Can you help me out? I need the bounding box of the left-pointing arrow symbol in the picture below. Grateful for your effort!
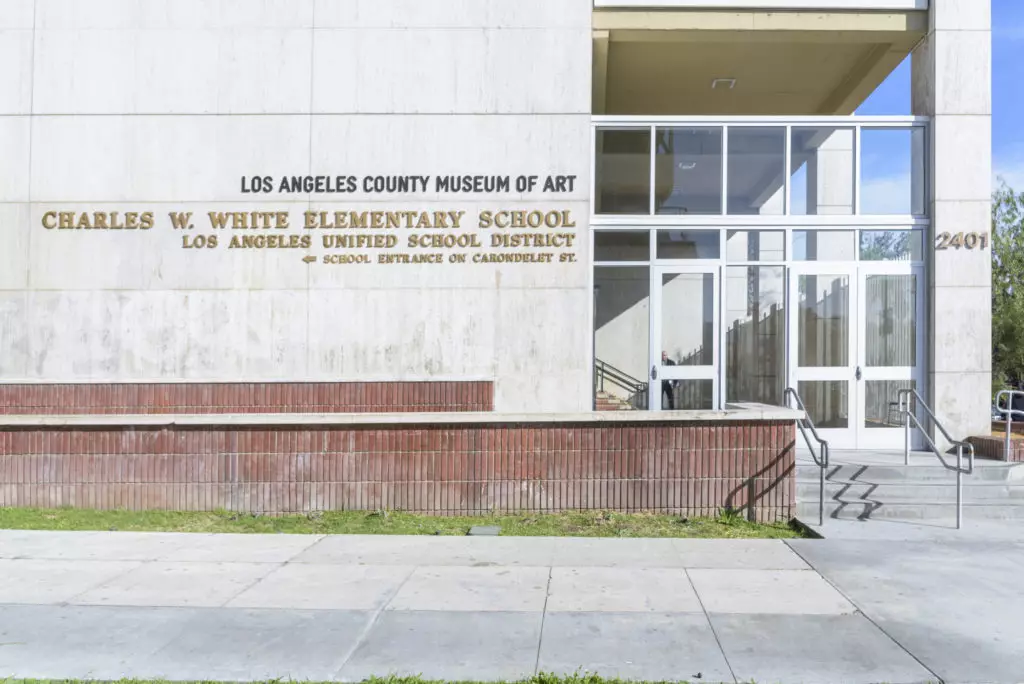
[302,256,316,264]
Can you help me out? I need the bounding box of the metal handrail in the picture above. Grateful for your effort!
[594,359,649,410]
[995,390,1024,462]
[897,388,974,529]
[784,387,830,527]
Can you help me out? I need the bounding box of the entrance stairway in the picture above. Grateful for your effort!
[595,390,638,411]
[797,451,1024,522]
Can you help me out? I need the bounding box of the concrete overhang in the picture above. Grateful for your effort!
[593,8,927,115]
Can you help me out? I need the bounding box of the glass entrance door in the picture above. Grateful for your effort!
[857,265,924,448]
[650,266,720,410]
[789,264,923,448]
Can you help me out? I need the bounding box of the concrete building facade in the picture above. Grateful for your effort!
[0,0,992,452]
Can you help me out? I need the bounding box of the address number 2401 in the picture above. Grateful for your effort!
[935,231,989,251]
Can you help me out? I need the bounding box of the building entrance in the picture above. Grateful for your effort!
[790,263,924,449]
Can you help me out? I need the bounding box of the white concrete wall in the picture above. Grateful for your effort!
[0,0,594,412]
[912,0,992,442]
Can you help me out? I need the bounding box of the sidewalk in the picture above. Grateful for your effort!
[1,529,1022,683]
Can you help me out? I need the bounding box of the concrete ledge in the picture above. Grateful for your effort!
[0,403,802,428]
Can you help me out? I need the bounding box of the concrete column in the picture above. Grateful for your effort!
[912,0,992,444]
[806,129,855,215]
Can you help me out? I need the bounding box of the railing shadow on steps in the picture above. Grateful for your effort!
[594,359,649,410]
[784,387,830,527]
[898,388,974,529]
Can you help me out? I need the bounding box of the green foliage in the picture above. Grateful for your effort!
[992,182,1024,395]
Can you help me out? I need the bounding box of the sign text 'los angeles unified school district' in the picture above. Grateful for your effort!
[39,173,582,266]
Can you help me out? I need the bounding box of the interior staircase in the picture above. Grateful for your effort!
[595,390,638,411]
[797,451,1024,522]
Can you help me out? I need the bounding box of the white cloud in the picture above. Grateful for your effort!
[860,173,915,214]
[994,158,1024,191]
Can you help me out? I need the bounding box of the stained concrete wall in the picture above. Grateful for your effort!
[912,0,992,443]
[0,0,594,412]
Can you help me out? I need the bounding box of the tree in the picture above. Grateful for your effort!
[992,181,1024,393]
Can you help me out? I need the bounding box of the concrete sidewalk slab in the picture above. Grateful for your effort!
[338,610,542,682]
[71,561,276,608]
[0,558,140,604]
[709,613,936,684]
[675,538,811,569]
[687,569,856,615]
[546,567,701,613]
[142,608,370,681]
[537,612,733,682]
[157,533,324,563]
[227,563,413,611]
[0,604,198,679]
[387,566,550,612]
[293,534,559,567]
[0,530,190,561]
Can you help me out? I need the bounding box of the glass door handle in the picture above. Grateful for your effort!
[855,366,862,381]
[651,366,658,381]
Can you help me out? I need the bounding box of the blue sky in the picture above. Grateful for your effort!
[856,0,1023,188]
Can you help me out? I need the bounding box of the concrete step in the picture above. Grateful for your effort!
[797,500,1024,521]
[796,463,1024,483]
[798,481,1024,503]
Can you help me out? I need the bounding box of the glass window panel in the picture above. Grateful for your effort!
[725,266,785,405]
[654,127,723,215]
[727,127,785,216]
[798,274,850,367]
[797,380,849,429]
[793,230,856,261]
[865,380,916,429]
[726,230,785,262]
[661,272,713,366]
[656,230,720,259]
[860,127,927,216]
[595,231,650,262]
[664,380,714,411]
[594,267,650,410]
[790,127,855,216]
[595,128,651,215]
[865,274,917,367]
[859,230,923,261]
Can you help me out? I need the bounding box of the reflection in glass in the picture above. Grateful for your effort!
[798,274,849,367]
[860,231,923,261]
[661,273,713,366]
[726,231,785,262]
[865,275,917,367]
[793,230,856,261]
[656,230,720,259]
[595,128,651,215]
[790,128,855,216]
[860,128,926,216]
[595,231,650,262]
[727,127,785,215]
[726,266,785,404]
[654,127,723,215]
[594,267,650,410]
[865,380,916,429]
[664,380,714,411]
[798,381,849,429]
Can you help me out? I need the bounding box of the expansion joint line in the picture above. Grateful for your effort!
[685,568,739,684]
[534,566,553,674]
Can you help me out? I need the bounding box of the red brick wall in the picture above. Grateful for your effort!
[0,382,493,415]
[969,435,1024,463]
[0,420,795,521]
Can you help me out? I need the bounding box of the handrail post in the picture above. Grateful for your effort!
[1006,396,1013,463]
[818,451,825,527]
[956,445,963,530]
[904,396,911,466]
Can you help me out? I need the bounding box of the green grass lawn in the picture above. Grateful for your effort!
[0,507,803,539]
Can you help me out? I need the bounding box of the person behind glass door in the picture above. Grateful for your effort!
[661,351,677,410]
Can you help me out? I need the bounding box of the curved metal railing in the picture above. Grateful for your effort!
[784,387,830,527]
[995,390,1024,461]
[897,388,974,529]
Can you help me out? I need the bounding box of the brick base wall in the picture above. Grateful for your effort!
[0,420,796,522]
[968,435,1024,463]
[0,382,493,415]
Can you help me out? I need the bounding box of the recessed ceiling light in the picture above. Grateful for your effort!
[711,78,737,90]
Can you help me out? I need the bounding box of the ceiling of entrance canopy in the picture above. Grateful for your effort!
[592,9,926,115]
